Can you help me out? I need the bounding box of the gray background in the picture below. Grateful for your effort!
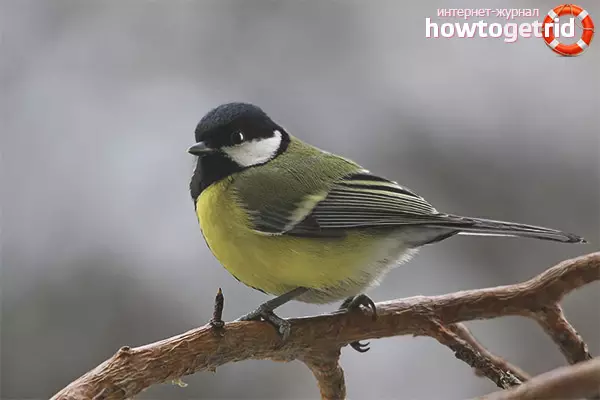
[1,0,599,399]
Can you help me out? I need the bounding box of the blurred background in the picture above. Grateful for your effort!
[1,0,598,399]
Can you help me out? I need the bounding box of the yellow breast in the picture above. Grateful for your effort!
[196,179,386,298]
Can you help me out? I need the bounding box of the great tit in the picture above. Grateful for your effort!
[188,102,585,349]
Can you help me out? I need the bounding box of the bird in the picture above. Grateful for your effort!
[188,102,585,351]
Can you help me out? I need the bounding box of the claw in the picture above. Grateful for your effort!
[347,294,378,321]
[238,303,268,322]
[262,311,292,341]
[339,294,377,353]
[236,289,307,342]
[350,341,371,353]
[238,309,291,342]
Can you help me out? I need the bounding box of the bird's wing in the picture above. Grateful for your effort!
[286,172,464,236]
[235,166,465,237]
[302,172,438,226]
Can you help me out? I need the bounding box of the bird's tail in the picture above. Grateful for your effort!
[430,215,586,244]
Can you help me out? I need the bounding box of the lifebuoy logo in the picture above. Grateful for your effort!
[426,4,595,56]
[543,4,594,56]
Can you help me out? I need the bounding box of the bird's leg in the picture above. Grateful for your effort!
[237,287,308,340]
[239,287,308,320]
[339,294,378,353]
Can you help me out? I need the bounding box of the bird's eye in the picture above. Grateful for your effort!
[230,131,245,145]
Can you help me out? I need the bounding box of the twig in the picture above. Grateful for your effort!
[481,357,600,400]
[532,304,592,364]
[449,323,530,382]
[209,288,225,329]
[425,320,523,389]
[51,252,600,400]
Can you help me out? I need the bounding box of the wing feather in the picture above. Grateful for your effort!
[285,172,453,235]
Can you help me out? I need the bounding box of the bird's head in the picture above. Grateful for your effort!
[188,102,290,196]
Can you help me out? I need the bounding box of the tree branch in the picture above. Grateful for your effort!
[425,320,523,388]
[300,349,346,400]
[482,357,600,400]
[448,323,531,382]
[532,304,593,364]
[51,252,599,400]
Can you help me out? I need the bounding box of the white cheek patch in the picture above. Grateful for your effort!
[222,130,282,167]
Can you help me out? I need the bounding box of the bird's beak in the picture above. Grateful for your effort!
[187,142,215,156]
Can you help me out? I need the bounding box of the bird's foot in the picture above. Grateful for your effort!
[339,294,378,353]
[238,307,292,341]
[346,294,378,319]
[236,288,308,342]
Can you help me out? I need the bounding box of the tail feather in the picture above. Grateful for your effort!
[430,215,586,244]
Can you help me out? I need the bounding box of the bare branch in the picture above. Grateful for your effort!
[300,350,346,400]
[209,288,225,329]
[532,304,593,364]
[51,252,599,400]
[424,320,523,389]
[449,323,530,382]
[482,357,600,400]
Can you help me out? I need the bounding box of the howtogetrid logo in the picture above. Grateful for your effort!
[426,4,595,57]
